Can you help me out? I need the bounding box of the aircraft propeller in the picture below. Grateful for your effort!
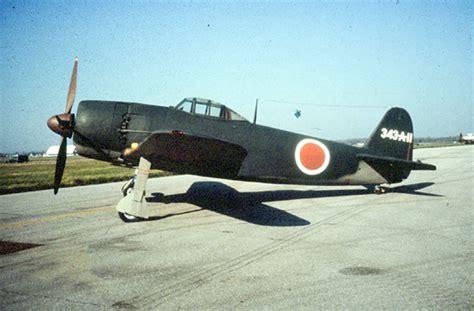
[47,58,78,194]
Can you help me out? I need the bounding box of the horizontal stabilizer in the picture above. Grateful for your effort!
[357,153,436,171]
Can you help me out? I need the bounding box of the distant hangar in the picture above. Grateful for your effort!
[459,133,474,144]
[45,145,77,156]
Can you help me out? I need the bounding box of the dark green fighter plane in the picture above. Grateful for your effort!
[48,59,436,222]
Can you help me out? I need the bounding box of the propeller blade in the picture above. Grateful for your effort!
[53,137,68,194]
[65,58,78,114]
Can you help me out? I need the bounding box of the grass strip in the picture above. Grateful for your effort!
[0,157,171,195]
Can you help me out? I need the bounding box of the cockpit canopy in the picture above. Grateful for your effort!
[175,97,248,122]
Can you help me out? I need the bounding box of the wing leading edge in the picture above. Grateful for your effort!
[126,130,248,178]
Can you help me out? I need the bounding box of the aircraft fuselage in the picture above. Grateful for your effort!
[73,100,400,186]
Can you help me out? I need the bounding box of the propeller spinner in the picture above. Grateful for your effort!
[47,58,78,194]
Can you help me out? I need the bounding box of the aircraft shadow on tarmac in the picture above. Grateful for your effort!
[388,182,442,197]
[146,181,440,226]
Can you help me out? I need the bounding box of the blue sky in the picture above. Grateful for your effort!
[0,1,472,153]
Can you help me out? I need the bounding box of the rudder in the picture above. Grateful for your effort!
[366,107,414,160]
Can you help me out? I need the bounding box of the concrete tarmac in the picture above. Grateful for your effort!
[1,146,472,309]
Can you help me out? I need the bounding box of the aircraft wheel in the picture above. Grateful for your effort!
[374,185,387,194]
[118,212,143,223]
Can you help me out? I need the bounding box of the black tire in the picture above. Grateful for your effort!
[118,212,143,223]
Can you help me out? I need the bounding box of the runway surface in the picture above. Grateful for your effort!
[1,146,472,309]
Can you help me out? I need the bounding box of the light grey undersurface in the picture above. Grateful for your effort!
[1,146,472,309]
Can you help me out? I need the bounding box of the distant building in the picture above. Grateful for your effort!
[45,145,77,156]
[459,133,474,144]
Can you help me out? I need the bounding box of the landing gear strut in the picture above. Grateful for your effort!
[116,158,152,222]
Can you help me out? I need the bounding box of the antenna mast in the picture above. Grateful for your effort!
[253,98,259,124]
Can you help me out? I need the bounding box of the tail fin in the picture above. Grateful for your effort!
[366,107,414,160]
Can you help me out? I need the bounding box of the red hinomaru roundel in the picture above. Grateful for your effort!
[294,138,331,175]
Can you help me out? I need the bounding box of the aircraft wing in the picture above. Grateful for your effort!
[126,130,248,177]
[357,153,437,171]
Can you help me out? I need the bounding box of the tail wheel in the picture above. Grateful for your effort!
[365,185,387,194]
[374,185,387,194]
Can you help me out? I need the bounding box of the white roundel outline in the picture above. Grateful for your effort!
[294,138,331,175]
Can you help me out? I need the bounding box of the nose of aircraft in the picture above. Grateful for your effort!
[47,113,74,138]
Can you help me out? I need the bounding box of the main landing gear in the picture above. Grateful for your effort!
[116,157,152,223]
